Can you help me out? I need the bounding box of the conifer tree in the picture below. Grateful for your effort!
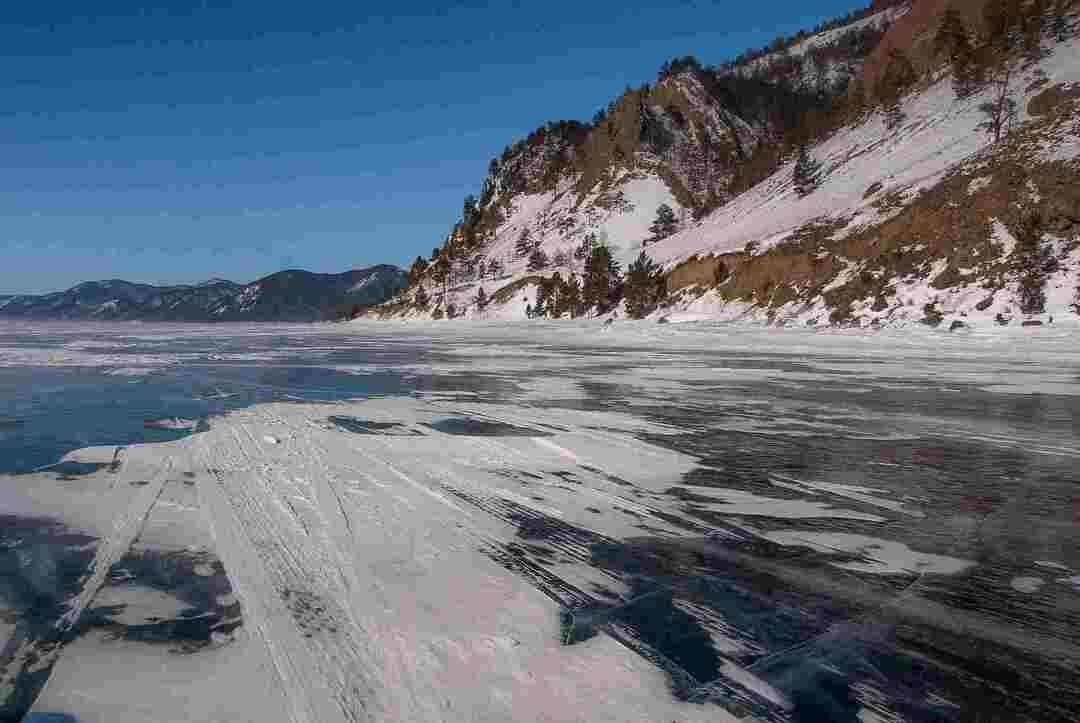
[1024,0,1048,57]
[792,145,823,198]
[546,273,565,317]
[527,246,549,272]
[408,256,429,286]
[431,253,451,299]
[647,204,678,244]
[574,233,597,262]
[564,274,584,318]
[1014,208,1057,314]
[1050,0,1071,42]
[935,7,980,97]
[476,286,488,310]
[624,252,666,319]
[533,282,551,319]
[414,285,430,307]
[984,0,1025,54]
[876,49,916,130]
[583,244,621,312]
[515,229,534,259]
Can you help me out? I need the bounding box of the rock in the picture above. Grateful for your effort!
[657,316,670,325]
[1022,320,1044,327]
[1027,82,1080,117]
[949,320,966,331]
[975,296,994,312]
[863,181,884,198]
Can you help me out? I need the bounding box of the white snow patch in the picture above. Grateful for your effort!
[763,531,975,576]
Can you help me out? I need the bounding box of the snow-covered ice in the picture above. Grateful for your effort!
[2,319,1079,722]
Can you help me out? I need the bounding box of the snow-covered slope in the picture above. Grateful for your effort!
[739,3,910,92]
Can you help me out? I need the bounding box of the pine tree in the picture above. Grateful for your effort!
[1050,0,1071,42]
[546,273,565,317]
[476,286,488,310]
[408,256,429,286]
[1014,208,1057,314]
[564,274,584,318]
[515,229,533,259]
[624,252,666,319]
[574,233,597,262]
[935,7,980,97]
[1022,0,1047,58]
[527,246,549,272]
[431,253,451,299]
[876,49,916,130]
[583,244,621,313]
[414,286,430,307]
[984,0,1025,54]
[533,282,551,319]
[647,204,678,244]
[792,145,823,198]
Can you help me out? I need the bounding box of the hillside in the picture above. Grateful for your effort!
[373,0,1080,330]
[0,266,406,322]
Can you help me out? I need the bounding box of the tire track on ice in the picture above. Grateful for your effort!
[193,418,386,723]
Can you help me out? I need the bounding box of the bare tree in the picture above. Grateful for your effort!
[979,64,1017,144]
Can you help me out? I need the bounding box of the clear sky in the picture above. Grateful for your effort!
[2,0,867,294]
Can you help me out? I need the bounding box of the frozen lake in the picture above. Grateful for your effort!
[1,320,1079,722]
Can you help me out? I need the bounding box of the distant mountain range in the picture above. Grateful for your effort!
[0,266,407,322]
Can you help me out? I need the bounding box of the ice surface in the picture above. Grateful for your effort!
[2,320,1079,722]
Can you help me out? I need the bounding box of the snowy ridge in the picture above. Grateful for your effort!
[741,4,910,78]
[384,29,1080,329]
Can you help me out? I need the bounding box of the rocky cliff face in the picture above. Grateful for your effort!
[0,266,407,322]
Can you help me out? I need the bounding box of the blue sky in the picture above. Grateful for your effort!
[2,1,867,294]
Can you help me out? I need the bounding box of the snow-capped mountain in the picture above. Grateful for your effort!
[0,266,407,322]
[379,0,1080,330]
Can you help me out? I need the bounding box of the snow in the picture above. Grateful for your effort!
[649,75,996,267]
[672,485,886,521]
[761,531,975,576]
[746,6,910,71]
[1010,576,1045,594]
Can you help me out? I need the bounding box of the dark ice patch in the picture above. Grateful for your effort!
[327,415,418,436]
[91,549,242,652]
[0,516,98,722]
[425,417,551,437]
[45,461,108,480]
